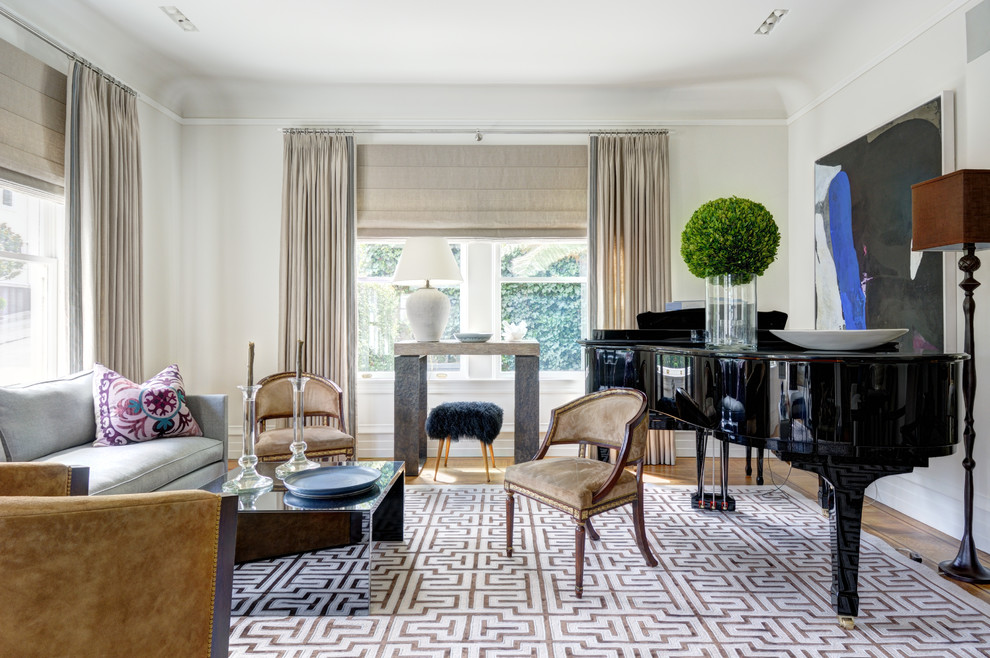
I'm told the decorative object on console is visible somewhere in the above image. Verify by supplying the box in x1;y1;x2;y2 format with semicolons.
454;332;492;343
502;320;527;341
912;168;990;584
392;237;462;341
275;341;321;478
680;197;780;350
224;342;273;494
92;363;203;446
815;93;952;352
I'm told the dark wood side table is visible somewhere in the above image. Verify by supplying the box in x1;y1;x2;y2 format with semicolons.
393;340;540;476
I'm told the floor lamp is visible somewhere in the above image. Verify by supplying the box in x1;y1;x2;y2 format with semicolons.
912;169;990;584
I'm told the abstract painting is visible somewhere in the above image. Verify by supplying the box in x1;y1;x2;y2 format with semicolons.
814;94;952;352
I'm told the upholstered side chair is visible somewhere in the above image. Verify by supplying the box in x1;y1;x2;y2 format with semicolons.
503;387;658;597
254;371;356;463
0;462;237;657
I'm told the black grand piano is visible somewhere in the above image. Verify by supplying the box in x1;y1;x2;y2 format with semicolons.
583;329;965;628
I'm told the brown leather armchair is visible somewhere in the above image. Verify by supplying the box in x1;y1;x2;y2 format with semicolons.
254;371;356;462
0;462;237;658
503;388;658;597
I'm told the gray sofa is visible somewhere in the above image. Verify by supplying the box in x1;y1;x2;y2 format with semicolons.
0;370;228;495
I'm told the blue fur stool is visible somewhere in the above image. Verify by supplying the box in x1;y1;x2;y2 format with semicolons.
426;401;503;482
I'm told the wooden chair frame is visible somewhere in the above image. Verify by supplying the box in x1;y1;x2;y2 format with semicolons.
254;371;354;462
505;388;658;597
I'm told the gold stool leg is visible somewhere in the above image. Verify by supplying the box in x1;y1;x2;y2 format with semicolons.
433;438;446;481
481;441;491;482
443;436;452;467
488;443;496;471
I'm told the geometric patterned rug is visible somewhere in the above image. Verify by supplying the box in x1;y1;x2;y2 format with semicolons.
228;484;990;657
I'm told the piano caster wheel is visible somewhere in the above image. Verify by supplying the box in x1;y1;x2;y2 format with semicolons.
838;616;855;630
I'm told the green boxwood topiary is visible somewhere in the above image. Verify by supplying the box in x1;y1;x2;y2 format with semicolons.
680;197;780;279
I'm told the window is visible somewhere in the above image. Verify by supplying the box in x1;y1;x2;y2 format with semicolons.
357;239;587;378
498;242;588;373
0;185;65;385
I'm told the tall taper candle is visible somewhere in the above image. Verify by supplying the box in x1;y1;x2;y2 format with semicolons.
247;341;255;387
295;339;303;379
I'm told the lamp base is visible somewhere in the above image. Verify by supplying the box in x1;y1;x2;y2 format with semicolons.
406;286;451;341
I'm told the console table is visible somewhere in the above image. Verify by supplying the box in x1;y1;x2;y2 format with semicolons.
393;340;540;476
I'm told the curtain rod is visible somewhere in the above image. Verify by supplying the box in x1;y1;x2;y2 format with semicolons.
282;127;669;136
0;5;136;96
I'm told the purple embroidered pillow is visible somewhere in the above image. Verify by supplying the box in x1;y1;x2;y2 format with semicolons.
93;363;203;446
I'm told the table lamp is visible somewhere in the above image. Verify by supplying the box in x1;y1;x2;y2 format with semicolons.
392;237;462;342
912;168;990;583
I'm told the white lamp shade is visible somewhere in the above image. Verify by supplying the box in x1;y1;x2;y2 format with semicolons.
392;237;462;286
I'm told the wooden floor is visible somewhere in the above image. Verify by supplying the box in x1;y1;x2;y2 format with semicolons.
409;454;990;606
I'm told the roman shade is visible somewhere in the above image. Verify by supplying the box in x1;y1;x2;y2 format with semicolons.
356;144;588;238
0;36;66;197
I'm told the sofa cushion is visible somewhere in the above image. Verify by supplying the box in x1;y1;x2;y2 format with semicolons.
36;437;224;495
0;371;97;462
94;363;202;446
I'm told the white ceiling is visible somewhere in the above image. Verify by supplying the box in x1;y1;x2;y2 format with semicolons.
0;0;969;121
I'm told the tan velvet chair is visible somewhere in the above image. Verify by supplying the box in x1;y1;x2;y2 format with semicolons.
254;371;356;463
503;388;658;597
0;462;237;658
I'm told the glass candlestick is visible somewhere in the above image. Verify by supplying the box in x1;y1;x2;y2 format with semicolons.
223;385;274;494
275;376;320;478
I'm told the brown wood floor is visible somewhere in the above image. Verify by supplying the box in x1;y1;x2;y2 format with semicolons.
231;454;990;605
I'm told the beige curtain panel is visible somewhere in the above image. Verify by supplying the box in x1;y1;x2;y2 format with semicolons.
66;62;143;381
279;131;357;434
589;132;674;464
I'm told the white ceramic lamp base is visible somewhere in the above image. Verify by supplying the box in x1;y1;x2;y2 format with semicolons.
406;286;451;342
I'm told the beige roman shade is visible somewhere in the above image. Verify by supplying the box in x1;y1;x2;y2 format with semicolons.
356;144;588;238
0;37;66;196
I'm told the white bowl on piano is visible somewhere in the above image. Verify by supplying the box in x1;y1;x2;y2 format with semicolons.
770;328;909;351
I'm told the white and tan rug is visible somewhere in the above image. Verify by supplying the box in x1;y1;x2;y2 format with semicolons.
229;484;990;657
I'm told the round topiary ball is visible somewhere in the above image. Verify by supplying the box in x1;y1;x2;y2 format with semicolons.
680;197;780;279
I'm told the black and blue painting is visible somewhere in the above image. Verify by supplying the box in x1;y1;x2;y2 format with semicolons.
814;97;946;352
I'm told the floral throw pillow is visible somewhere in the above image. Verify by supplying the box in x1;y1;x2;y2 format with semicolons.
93;363;203;446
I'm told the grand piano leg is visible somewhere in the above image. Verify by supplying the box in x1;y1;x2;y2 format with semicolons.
790;460;913;628
695;428;707;501
691;430;736;511
746;446;766;485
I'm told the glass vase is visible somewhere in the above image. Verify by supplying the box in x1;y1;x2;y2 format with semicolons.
222;385;274;494
275;376;321;478
705;273;758;351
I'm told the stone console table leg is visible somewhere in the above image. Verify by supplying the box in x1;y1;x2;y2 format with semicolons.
514;354;540;464
395;355;428;476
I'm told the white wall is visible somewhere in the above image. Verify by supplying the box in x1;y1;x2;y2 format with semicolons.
787;0;990;550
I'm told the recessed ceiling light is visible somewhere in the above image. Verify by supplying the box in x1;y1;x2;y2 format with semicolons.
755;9;788;36
160;6;199;32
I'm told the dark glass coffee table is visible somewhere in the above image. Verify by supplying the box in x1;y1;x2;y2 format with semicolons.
203;460;404;616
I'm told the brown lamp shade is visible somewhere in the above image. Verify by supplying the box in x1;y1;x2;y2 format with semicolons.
912;169;990;251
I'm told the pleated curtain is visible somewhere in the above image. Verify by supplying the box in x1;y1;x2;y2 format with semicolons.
279;132;357;436
589;132;675;464
65;61;143;381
